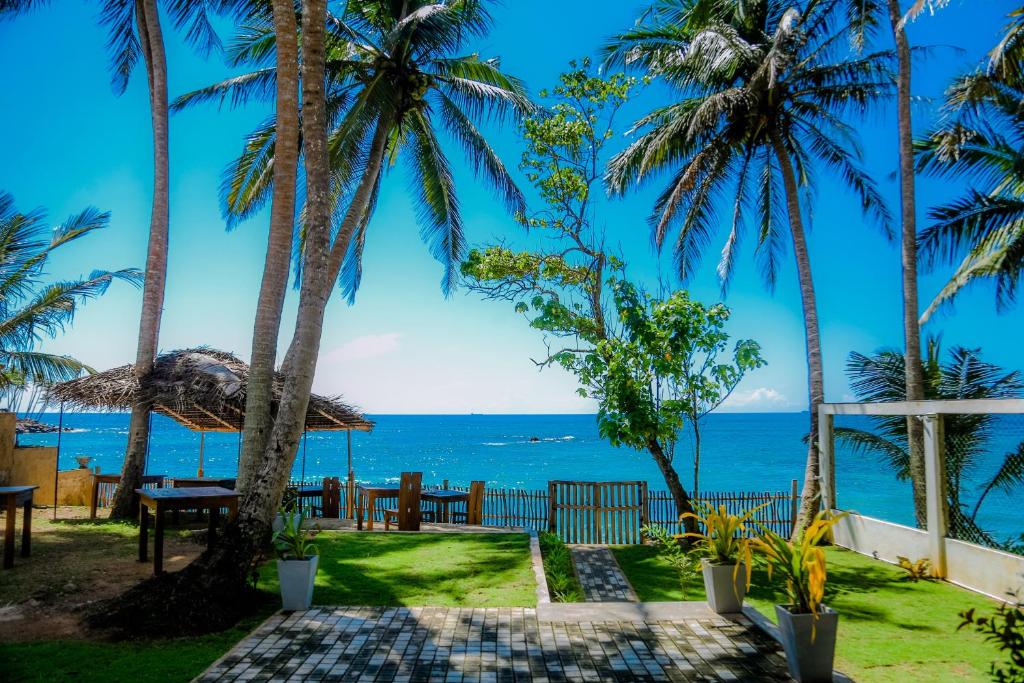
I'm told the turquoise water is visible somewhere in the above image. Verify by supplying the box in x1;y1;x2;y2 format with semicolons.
17;411;1023;542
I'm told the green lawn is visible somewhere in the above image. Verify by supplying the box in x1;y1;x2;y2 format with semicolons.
612;545;1004;682
0;616;268;683
259;531;536;607
1;527;533;682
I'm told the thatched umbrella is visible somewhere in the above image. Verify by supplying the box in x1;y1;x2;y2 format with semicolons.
48;347;372;489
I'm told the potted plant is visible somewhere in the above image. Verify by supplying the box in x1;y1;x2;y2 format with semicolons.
272;508;319;611
682;502;766;613
752;510;848;683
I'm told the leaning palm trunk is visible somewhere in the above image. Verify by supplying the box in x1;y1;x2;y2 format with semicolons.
88;0;391;634
236;0;301;496
109;0;170;520
888;0;928;528
770;131;825;535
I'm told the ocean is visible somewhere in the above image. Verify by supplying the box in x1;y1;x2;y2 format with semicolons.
16;411;1023;543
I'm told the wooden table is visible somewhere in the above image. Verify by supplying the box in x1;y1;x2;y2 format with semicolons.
137;487;239;575
1;486;37;569
288;485;323;514
356;484;399;531
90;473;166;519
421;489;470;524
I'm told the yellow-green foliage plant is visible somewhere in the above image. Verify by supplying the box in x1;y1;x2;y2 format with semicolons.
752;511;848;616
896;556;934;582
683;502;768;563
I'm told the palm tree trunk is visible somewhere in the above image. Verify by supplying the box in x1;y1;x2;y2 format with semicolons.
647;439;697;535
887;0;928;528
236;0;301;496
233;0;390;541
692;420;701;500
109;0;169;520
770;130;825;535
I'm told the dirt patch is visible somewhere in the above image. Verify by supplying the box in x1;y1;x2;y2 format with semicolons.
0;506;206;642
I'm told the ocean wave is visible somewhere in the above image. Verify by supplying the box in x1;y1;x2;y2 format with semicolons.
482;442;508;446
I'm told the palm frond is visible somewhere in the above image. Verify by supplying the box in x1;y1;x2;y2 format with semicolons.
405;109;463;295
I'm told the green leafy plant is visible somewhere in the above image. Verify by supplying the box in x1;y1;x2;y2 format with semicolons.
751;511;848;617
959;595;1024;683
896;556;935;582
642;525;698;598
538;532;583;602
271;508;318;561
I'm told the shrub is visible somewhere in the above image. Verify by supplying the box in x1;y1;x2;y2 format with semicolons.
960;597;1024;683
538;532;583;602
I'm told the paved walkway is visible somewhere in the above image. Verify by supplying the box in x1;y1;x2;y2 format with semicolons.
570;546;639;603
198;606;793;682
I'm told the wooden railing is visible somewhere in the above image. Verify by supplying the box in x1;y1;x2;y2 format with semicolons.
93;476;799;543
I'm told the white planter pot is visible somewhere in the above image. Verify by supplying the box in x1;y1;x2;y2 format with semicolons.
273;511;303;534
775;604;839;683
277;555;319;611
701;559;747;614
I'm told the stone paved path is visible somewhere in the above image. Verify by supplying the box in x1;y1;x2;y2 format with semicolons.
570;546;639;602
197;607;793;682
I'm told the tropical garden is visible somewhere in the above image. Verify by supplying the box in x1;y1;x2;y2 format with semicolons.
0;0;1023;681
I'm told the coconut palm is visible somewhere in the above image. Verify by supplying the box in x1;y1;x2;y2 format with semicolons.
838;338;1024;548
85;2;531;634
604;0;893;531
0;192;142;410
1;0;236;518
174;0;530;493
916;6;1024;323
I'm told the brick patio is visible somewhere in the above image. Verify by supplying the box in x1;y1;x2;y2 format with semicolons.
197;606;793;682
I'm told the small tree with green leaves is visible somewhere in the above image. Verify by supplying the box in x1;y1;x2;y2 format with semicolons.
462;62;765;531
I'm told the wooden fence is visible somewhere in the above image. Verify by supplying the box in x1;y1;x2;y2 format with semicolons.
548;480;648;544
94;476;798;543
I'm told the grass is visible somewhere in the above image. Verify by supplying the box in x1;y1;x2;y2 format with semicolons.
612;545;1004;682
259;531;536;607
538;532;583;602
0;615;269;683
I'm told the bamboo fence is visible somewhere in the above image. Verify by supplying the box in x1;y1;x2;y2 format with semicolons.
95;477;798;543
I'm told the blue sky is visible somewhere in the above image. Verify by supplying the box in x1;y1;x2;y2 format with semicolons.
1;1;1021;414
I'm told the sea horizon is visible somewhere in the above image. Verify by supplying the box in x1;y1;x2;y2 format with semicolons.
16;411;1022;543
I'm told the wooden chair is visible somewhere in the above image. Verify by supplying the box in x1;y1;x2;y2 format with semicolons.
384;472;423;531
312;477;341;518
451;481;485;525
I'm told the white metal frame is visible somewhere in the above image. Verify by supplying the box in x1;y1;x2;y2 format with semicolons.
818;399;1024;578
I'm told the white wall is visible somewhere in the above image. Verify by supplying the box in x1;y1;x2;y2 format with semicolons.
834;512;1024;602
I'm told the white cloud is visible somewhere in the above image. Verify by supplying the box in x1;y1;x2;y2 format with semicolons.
720;386;795;411
324;333;401;361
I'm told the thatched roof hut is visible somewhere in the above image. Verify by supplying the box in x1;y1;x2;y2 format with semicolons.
48;348;373;433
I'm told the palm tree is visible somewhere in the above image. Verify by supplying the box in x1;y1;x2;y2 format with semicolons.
175;0;530;493
604;0;893;532
884;0;929;528
838;338;1024;548
233;0;300;495
87;1;531;634
1;0;230;519
917;6;1024;323
0;192;142;410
